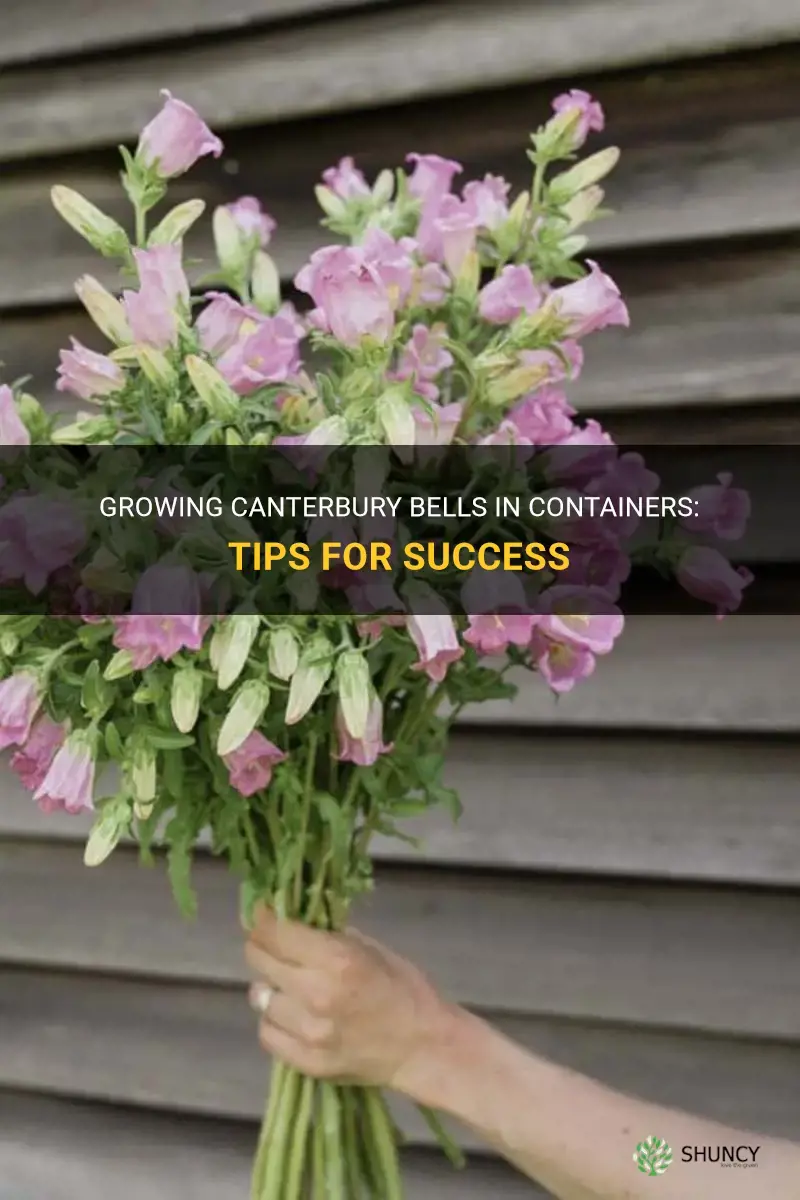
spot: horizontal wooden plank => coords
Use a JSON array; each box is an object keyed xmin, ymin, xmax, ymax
[
  {"xmin": 6, "ymin": 241, "xmax": 800, "ymax": 418},
  {"xmin": 3, "ymin": 965, "xmax": 799, "ymax": 1144},
  {"xmin": 4, "ymin": 725, "xmax": 800, "ymax": 885},
  {"xmin": 0, "ymin": 1091, "xmax": 538, "ymax": 1200},
  {"xmin": 2, "ymin": 47, "xmax": 799, "ymax": 309},
  {"xmin": 0, "ymin": 0, "xmax": 391, "ymax": 67},
  {"xmin": 2, "ymin": 840, "xmax": 800, "ymax": 1039},
  {"xmin": 1, "ymin": 0, "xmax": 800, "ymax": 164}
]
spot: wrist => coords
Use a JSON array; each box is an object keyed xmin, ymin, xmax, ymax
[{"xmin": 391, "ymin": 1000, "xmax": 493, "ymax": 1111}]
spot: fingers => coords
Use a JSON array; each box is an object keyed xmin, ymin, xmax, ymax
[
  {"xmin": 255, "ymin": 1012, "xmax": 334, "ymax": 1079},
  {"xmin": 251, "ymin": 904, "xmax": 342, "ymax": 968},
  {"xmin": 244, "ymin": 938, "xmax": 307, "ymax": 994}
]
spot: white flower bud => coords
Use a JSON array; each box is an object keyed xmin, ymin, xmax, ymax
[
  {"xmin": 185, "ymin": 354, "xmax": 239, "ymax": 421},
  {"xmin": 268, "ymin": 627, "xmax": 299, "ymax": 681},
  {"xmin": 217, "ymin": 679, "xmax": 270, "ymax": 756},
  {"xmin": 171, "ymin": 665, "xmax": 203, "ymax": 733},
  {"xmin": 131, "ymin": 742, "xmax": 157, "ymax": 805},
  {"xmin": 104, "ymin": 650, "xmax": 135, "ymax": 681},
  {"xmin": 304, "ymin": 415, "xmax": 349, "ymax": 446},
  {"xmin": 251, "ymin": 251, "xmax": 281, "ymax": 314},
  {"xmin": 75, "ymin": 275, "xmax": 133, "ymax": 345},
  {"xmin": 51, "ymin": 186, "xmax": 130, "ymax": 257},
  {"xmin": 148, "ymin": 199, "xmax": 207, "ymax": 246},
  {"xmin": 216, "ymin": 615, "xmax": 260, "ymax": 691},
  {"xmin": 549, "ymin": 148, "xmax": 620, "ymax": 204},
  {"xmin": 285, "ymin": 637, "xmax": 333, "ymax": 725},
  {"xmin": 136, "ymin": 345, "xmax": 177, "ymax": 389},
  {"xmin": 335, "ymin": 650, "xmax": 371, "ymax": 739},
  {"xmin": 84, "ymin": 816, "xmax": 123, "ymax": 867},
  {"xmin": 377, "ymin": 387, "xmax": 415, "ymax": 454},
  {"xmin": 561, "ymin": 185, "xmax": 604, "ymax": 232},
  {"xmin": 314, "ymin": 185, "xmax": 348, "ymax": 219},
  {"xmin": 213, "ymin": 205, "xmax": 246, "ymax": 273},
  {"xmin": 371, "ymin": 169, "xmax": 395, "ymax": 207}
]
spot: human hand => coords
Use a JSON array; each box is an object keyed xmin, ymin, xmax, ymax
[{"xmin": 244, "ymin": 906, "xmax": 460, "ymax": 1097}]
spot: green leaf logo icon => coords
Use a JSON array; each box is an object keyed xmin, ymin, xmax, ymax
[{"xmin": 633, "ymin": 1135, "xmax": 673, "ymax": 1176}]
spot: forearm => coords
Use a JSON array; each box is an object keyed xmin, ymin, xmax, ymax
[{"xmin": 396, "ymin": 1005, "xmax": 800, "ymax": 1200}]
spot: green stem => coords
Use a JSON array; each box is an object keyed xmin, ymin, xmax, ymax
[
  {"xmin": 250, "ymin": 1060, "xmax": 288, "ymax": 1200},
  {"xmin": 364, "ymin": 1088, "xmax": 404, "ymax": 1200},
  {"xmin": 320, "ymin": 1082, "xmax": 346, "ymax": 1198},
  {"xmin": 341, "ymin": 1085, "xmax": 364, "ymax": 1199},
  {"xmin": 135, "ymin": 201, "xmax": 147, "ymax": 248},
  {"xmin": 294, "ymin": 732, "xmax": 318, "ymax": 913},
  {"xmin": 284, "ymin": 1074, "xmax": 316, "ymax": 1200},
  {"xmin": 313, "ymin": 1092, "xmax": 327, "ymax": 1198},
  {"xmin": 416, "ymin": 1104, "xmax": 467, "ymax": 1169},
  {"xmin": 260, "ymin": 1066, "xmax": 303, "ymax": 1199}
]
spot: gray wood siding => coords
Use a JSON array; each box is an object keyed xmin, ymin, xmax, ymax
[{"xmin": 0, "ymin": 2, "xmax": 798, "ymax": 1195}]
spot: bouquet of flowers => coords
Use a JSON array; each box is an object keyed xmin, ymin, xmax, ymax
[{"xmin": 0, "ymin": 88, "xmax": 751, "ymax": 1198}]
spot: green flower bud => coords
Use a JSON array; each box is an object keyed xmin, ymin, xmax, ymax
[
  {"xmin": 305, "ymin": 415, "xmax": 349, "ymax": 446},
  {"xmin": 75, "ymin": 275, "xmax": 133, "ymax": 345},
  {"xmin": 136, "ymin": 345, "xmax": 177, "ymax": 389},
  {"xmin": 371, "ymin": 169, "xmax": 395, "ymax": 207},
  {"xmin": 285, "ymin": 636, "xmax": 333, "ymax": 725},
  {"xmin": 216, "ymin": 615, "xmax": 260, "ymax": 691},
  {"xmin": 213, "ymin": 205, "xmax": 246, "ymax": 273},
  {"xmin": 84, "ymin": 814, "xmax": 125, "ymax": 867},
  {"xmin": 335, "ymin": 650, "xmax": 371, "ymax": 739},
  {"xmin": 217, "ymin": 679, "xmax": 271, "ymax": 756},
  {"xmin": 185, "ymin": 354, "xmax": 239, "ymax": 421},
  {"xmin": 377, "ymin": 386, "xmax": 415, "ymax": 451},
  {"xmin": 314, "ymin": 185, "xmax": 347, "ymax": 219},
  {"xmin": 251, "ymin": 251, "xmax": 281, "ymax": 314},
  {"xmin": 268, "ymin": 627, "xmax": 299, "ymax": 681},
  {"xmin": 15, "ymin": 393, "xmax": 50, "ymax": 441},
  {"xmin": 131, "ymin": 742, "xmax": 156, "ymax": 804},
  {"xmin": 51, "ymin": 185, "xmax": 130, "ymax": 258},
  {"xmin": 548, "ymin": 148, "xmax": 620, "ymax": 205},
  {"xmin": 148, "ymin": 199, "xmax": 206, "ymax": 246},
  {"xmin": 171, "ymin": 665, "xmax": 203, "ymax": 733},
  {"xmin": 104, "ymin": 650, "xmax": 136, "ymax": 680}
]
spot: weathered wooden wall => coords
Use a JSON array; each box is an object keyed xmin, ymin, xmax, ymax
[{"xmin": 1, "ymin": 2, "xmax": 800, "ymax": 1197}]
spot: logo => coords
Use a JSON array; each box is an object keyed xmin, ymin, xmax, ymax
[
  {"xmin": 681, "ymin": 1145, "xmax": 760, "ymax": 1167},
  {"xmin": 634, "ymin": 1135, "xmax": 673, "ymax": 1176}
]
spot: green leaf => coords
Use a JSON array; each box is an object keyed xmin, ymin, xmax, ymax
[
  {"xmin": 166, "ymin": 841, "xmax": 197, "ymax": 919},
  {"xmin": 315, "ymin": 791, "xmax": 352, "ymax": 859},
  {"xmin": 104, "ymin": 722, "xmax": 124, "ymax": 760}
]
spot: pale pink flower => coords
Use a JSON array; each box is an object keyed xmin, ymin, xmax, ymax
[
  {"xmin": 216, "ymin": 311, "xmax": 302, "ymax": 393},
  {"xmin": 34, "ymin": 734, "xmax": 95, "ymax": 814},
  {"xmin": 223, "ymin": 730, "xmax": 286, "ymax": 797},
  {"xmin": 434, "ymin": 194, "xmax": 479, "ymax": 277},
  {"xmin": 479, "ymin": 265, "xmax": 543, "ymax": 324},
  {"xmin": 680, "ymin": 472, "xmax": 750, "ymax": 541},
  {"xmin": 0, "ymin": 672, "xmax": 40, "ymax": 751},
  {"xmin": 0, "ymin": 385, "xmax": 30, "ymax": 446},
  {"xmin": 550, "ymin": 260, "xmax": 629, "ymax": 337},
  {"xmin": 476, "ymin": 420, "xmax": 533, "ymax": 449},
  {"xmin": 10, "ymin": 716, "xmax": 66, "ymax": 790},
  {"xmin": 406, "ymin": 153, "xmax": 463, "ymax": 203},
  {"xmin": 134, "ymin": 246, "xmax": 189, "ymax": 310},
  {"xmin": 335, "ymin": 694, "xmax": 393, "ymax": 767},
  {"xmin": 113, "ymin": 564, "xmax": 207, "ymax": 668},
  {"xmin": 465, "ymin": 613, "xmax": 537, "ymax": 655},
  {"xmin": 530, "ymin": 631, "xmax": 596, "ymax": 694},
  {"xmin": 520, "ymin": 341, "xmax": 584, "ymax": 384},
  {"xmin": 360, "ymin": 229, "xmax": 417, "ymax": 307},
  {"xmin": 412, "ymin": 262, "xmax": 450, "ymax": 306},
  {"xmin": 122, "ymin": 285, "xmax": 178, "ymax": 350},
  {"xmin": 507, "ymin": 385, "xmax": 575, "ymax": 444},
  {"xmin": 0, "ymin": 494, "xmax": 86, "ymax": 594},
  {"xmin": 196, "ymin": 293, "xmax": 255, "ymax": 356},
  {"xmin": 407, "ymin": 613, "xmax": 464, "ymax": 681},
  {"xmin": 56, "ymin": 338, "xmax": 125, "ymax": 400},
  {"xmin": 396, "ymin": 324, "xmax": 453, "ymax": 401},
  {"xmin": 462, "ymin": 570, "xmax": 537, "ymax": 654},
  {"xmin": 137, "ymin": 90, "xmax": 223, "ymax": 178},
  {"xmin": 294, "ymin": 245, "xmax": 394, "ymax": 346},
  {"xmin": 463, "ymin": 174, "xmax": 510, "ymax": 230},
  {"xmin": 551, "ymin": 89, "xmax": 605, "ymax": 147},
  {"xmin": 322, "ymin": 157, "xmax": 371, "ymax": 199},
  {"xmin": 356, "ymin": 614, "xmax": 406, "ymax": 640},
  {"xmin": 412, "ymin": 401, "xmax": 463, "ymax": 447},
  {"xmin": 537, "ymin": 584, "xmax": 625, "ymax": 655},
  {"xmin": 677, "ymin": 547, "xmax": 753, "ymax": 616},
  {"xmin": 225, "ymin": 196, "xmax": 276, "ymax": 246}
]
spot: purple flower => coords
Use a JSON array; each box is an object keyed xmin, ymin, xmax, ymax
[
  {"xmin": 223, "ymin": 730, "xmax": 286, "ymax": 797},
  {"xmin": 680, "ymin": 472, "xmax": 750, "ymax": 541},
  {"xmin": 536, "ymin": 584, "xmax": 625, "ymax": 655},
  {"xmin": 551, "ymin": 89, "xmax": 605, "ymax": 148},
  {"xmin": 434, "ymin": 195, "xmax": 479, "ymax": 277},
  {"xmin": 585, "ymin": 451, "xmax": 660, "ymax": 537},
  {"xmin": 479, "ymin": 265, "xmax": 543, "ymax": 324},
  {"xmin": 56, "ymin": 338, "xmax": 125, "ymax": 400},
  {"xmin": 412, "ymin": 401, "xmax": 463, "ymax": 449},
  {"xmin": 550, "ymin": 260, "xmax": 629, "ymax": 338},
  {"xmin": 134, "ymin": 246, "xmax": 190, "ymax": 310},
  {"xmin": 463, "ymin": 174, "xmax": 510, "ymax": 230},
  {"xmin": 34, "ymin": 733, "xmax": 95, "ymax": 815},
  {"xmin": 507, "ymin": 386, "xmax": 575, "ymax": 445},
  {"xmin": 0, "ymin": 672, "xmax": 40, "ymax": 751},
  {"xmin": 406, "ymin": 153, "xmax": 463, "ymax": 203},
  {"xmin": 225, "ymin": 196, "xmax": 276, "ymax": 247},
  {"xmin": 294, "ymin": 246, "xmax": 394, "ymax": 346},
  {"xmin": 0, "ymin": 494, "xmax": 87, "ymax": 594},
  {"xmin": 360, "ymin": 229, "xmax": 417, "ymax": 307},
  {"xmin": 411, "ymin": 262, "xmax": 451, "ymax": 306},
  {"xmin": 677, "ymin": 547, "xmax": 753, "ymax": 617},
  {"xmin": 395, "ymin": 324, "xmax": 453, "ymax": 402},
  {"xmin": 0, "ymin": 385, "xmax": 30, "ymax": 446},
  {"xmin": 322, "ymin": 157, "xmax": 371, "ymax": 199},
  {"xmin": 519, "ymin": 341, "xmax": 584, "ymax": 384},
  {"xmin": 407, "ymin": 614, "xmax": 464, "ymax": 682},
  {"xmin": 112, "ymin": 564, "xmax": 208, "ymax": 669},
  {"xmin": 196, "ymin": 292, "xmax": 255, "ymax": 356},
  {"xmin": 10, "ymin": 715, "xmax": 66, "ymax": 790},
  {"xmin": 530, "ymin": 630, "xmax": 597, "ymax": 694},
  {"xmin": 216, "ymin": 311, "xmax": 302, "ymax": 394},
  {"xmin": 335, "ymin": 694, "xmax": 393, "ymax": 766},
  {"xmin": 137, "ymin": 90, "xmax": 223, "ymax": 178}
]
